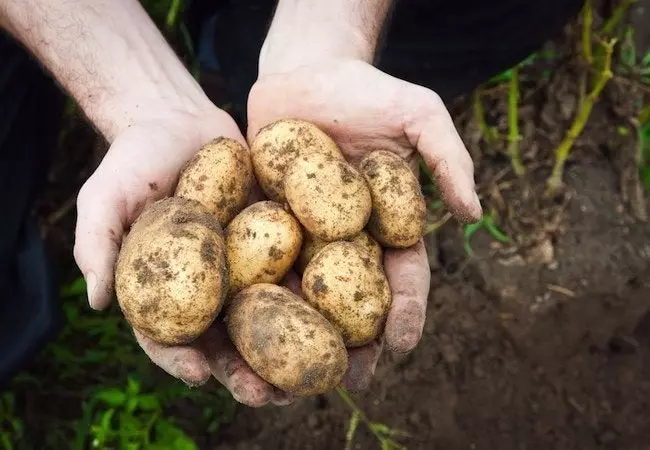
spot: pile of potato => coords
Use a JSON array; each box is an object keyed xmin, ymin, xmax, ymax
[{"xmin": 114, "ymin": 119, "xmax": 426, "ymax": 397}]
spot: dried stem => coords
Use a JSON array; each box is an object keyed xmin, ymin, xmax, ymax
[
  {"xmin": 546, "ymin": 39, "xmax": 617, "ymax": 194},
  {"xmin": 507, "ymin": 66, "xmax": 525, "ymax": 176}
]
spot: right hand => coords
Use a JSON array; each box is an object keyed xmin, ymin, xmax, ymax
[{"xmin": 74, "ymin": 104, "xmax": 289, "ymax": 406}]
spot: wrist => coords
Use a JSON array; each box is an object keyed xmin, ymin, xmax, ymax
[{"xmin": 258, "ymin": 0, "xmax": 390, "ymax": 76}]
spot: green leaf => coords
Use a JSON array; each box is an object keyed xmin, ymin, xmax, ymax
[
  {"xmin": 60, "ymin": 276, "xmax": 87, "ymax": 298},
  {"xmin": 641, "ymin": 166, "xmax": 650, "ymax": 190},
  {"xmin": 642, "ymin": 50, "xmax": 650, "ymax": 67},
  {"xmin": 136, "ymin": 395, "xmax": 160, "ymax": 411},
  {"xmin": 483, "ymin": 219, "xmax": 511, "ymax": 243},
  {"xmin": 94, "ymin": 389, "xmax": 126, "ymax": 407},
  {"xmin": 463, "ymin": 221, "xmax": 484, "ymax": 256}
]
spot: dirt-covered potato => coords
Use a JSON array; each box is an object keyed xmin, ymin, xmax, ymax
[
  {"xmin": 227, "ymin": 283, "xmax": 348, "ymax": 397},
  {"xmin": 250, "ymin": 119, "xmax": 344, "ymax": 202},
  {"xmin": 175, "ymin": 137, "xmax": 252, "ymax": 227},
  {"xmin": 226, "ymin": 201, "xmax": 302, "ymax": 294},
  {"xmin": 295, "ymin": 230, "xmax": 383, "ymax": 274},
  {"xmin": 359, "ymin": 150, "xmax": 427, "ymax": 248},
  {"xmin": 115, "ymin": 197, "xmax": 228, "ymax": 345},
  {"xmin": 302, "ymin": 242, "xmax": 391, "ymax": 347},
  {"xmin": 285, "ymin": 153, "xmax": 371, "ymax": 241}
]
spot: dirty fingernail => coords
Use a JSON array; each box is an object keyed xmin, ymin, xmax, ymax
[{"xmin": 86, "ymin": 272, "xmax": 97, "ymax": 308}]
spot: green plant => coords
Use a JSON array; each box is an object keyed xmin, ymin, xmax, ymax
[
  {"xmin": 0, "ymin": 393, "xmax": 23, "ymax": 450},
  {"xmin": 638, "ymin": 108, "xmax": 650, "ymax": 190},
  {"xmin": 618, "ymin": 26, "xmax": 650, "ymax": 83},
  {"xmin": 463, "ymin": 212, "xmax": 511, "ymax": 256},
  {"xmin": 337, "ymin": 388, "xmax": 409, "ymax": 450}
]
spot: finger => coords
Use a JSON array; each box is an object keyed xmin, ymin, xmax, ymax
[
  {"xmin": 198, "ymin": 324, "xmax": 277, "ymax": 408},
  {"xmin": 383, "ymin": 239, "xmax": 430, "ymax": 353},
  {"xmin": 134, "ymin": 329, "xmax": 211, "ymax": 387},
  {"xmin": 342, "ymin": 339, "xmax": 383, "ymax": 392},
  {"xmin": 404, "ymin": 93, "xmax": 482, "ymax": 223},
  {"xmin": 73, "ymin": 176, "xmax": 124, "ymax": 310}
]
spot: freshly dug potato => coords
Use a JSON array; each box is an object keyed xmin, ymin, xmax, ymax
[
  {"xmin": 227, "ymin": 283, "xmax": 348, "ymax": 397},
  {"xmin": 285, "ymin": 153, "xmax": 371, "ymax": 241},
  {"xmin": 175, "ymin": 137, "xmax": 252, "ymax": 227},
  {"xmin": 295, "ymin": 229, "xmax": 382, "ymax": 274},
  {"xmin": 250, "ymin": 119, "xmax": 344, "ymax": 202},
  {"xmin": 115, "ymin": 197, "xmax": 228, "ymax": 345},
  {"xmin": 302, "ymin": 242, "xmax": 391, "ymax": 347},
  {"xmin": 349, "ymin": 231, "xmax": 383, "ymax": 266},
  {"xmin": 226, "ymin": 201, "xmax": 302, "ymax": 294},
  {"xmin": 359, "ymin": 150, "xmax": 427, "ymax": 248}
]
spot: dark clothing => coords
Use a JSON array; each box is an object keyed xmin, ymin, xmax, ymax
[{"xmin": 0, "ymin": 0, "xmax": 582, "ymax": 384}]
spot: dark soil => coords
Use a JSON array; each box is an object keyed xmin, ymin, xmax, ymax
[{"xmin": 28, "ymin": 5, "xmax": 650, "ymax": 450}]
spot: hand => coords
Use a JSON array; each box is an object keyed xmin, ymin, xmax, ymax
[
  {"xmin": 247, "ymin": 59, "xmax": 482, "ymax": 390},
  {"xmin": 73, "ymin": 106, "xmax": 290, "ymax": 406}
]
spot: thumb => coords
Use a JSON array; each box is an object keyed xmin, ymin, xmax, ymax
[
  {"xmin": 404, "ymin": 89, "xmax": 482, "ymax": 223},
  {"xmin": 73, "ymin": 176, "xmax": 124, "ymax": 310}
]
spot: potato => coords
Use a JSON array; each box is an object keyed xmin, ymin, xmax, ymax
[
  {"xmin": 250, "ymin": 119, "xmax": 344, "ymax": 202},
  {"xmin": 302, "ymin": 242, "xmax": 391, "ymax": 347},
  {"xmin": 226, "ymin": 201, "xmax": 302, "ymax": 294},
  {"xmin": 115, "ymin": 197, "xmax": 228, "ymax": 345},
  {"xmin": 175, "ymin": 137, "xmax": 252, "ymax": 227},
  {"xmin": 285, "ymin": 153, "xmax": 371, "ymax": 241},
  {"xmin": 227, "ymin": 284, "xmax": 348, "ymax": 397},
  {"xmin": 349, "ymin": 231, "xmax": 383, "ymax": 266},
  {"xmin": 295, "ymin": 229, "xmax": 382, "ymax": 274},
  {"xmin": 359, "ymin": 150, "xmax": 427, "ymax": 248}
]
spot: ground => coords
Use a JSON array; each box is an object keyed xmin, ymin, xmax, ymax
[{"xmin": 10, "ymin": 2, "xmax": 650, "ymax": 449}]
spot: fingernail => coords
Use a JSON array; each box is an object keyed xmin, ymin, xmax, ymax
[{"xmin": 86, "ymin": 272, "xmax": 97, "ymax": 308}]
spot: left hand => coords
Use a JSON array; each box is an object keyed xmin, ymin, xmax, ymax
[{"xmin": 247, "ymin": 59, "xmax": 482, "ymax": 391}]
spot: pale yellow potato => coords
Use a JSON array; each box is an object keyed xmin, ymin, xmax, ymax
[
  {"xmin": 175, "ymin": 137, "xmax": 252, "ymax": 227},
  {"xmin": 359, "ymin": 150, "xmax": 427, "ymax": 248},
  {"xmin": 115, "ymin": 197, "xmax": 228, "ymax": 345},
  {"xmin": 302, "ymin": 242, "xmax": 391, "ymax": 347},
  {"xmin": 285, "ymin": 153, "xmax": 371, "ymax": 241},
  {"xmin": 250, "ymin": 119, "xmax": 344, "ymax": 202},
  {"xmin": 227, "ymin": 284, "xmax": 348, "ymax": 397},
  {"xmin": 295, "ymin": 229, "xmax": 382, "ymax": 274},
  {"xmin": 225, "ymin": 201, "xmax": 302, "ymax": 294},
  {"xmin": 349, "ymin": 231, "xmax": 383, "ymax": 266}
]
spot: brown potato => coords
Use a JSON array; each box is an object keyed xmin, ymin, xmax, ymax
[
  {"xmin": 250, "ymin": 119, "xmax": 344, "ymax": 202},
  {"xmin": 227, "ymin": 283, "xmax": 348, "ymax": 397},
  {"xmin": 225, "ymin": 201, "xmax": 302, "ymax": 294},
  {"xmin": 285, "ymin": 153, "xmax": 371, "ymax": 241},
  {"xmin": 175, "ymin": 137, "xmax": 252, "ymax": 227},
  {"xmin": 359, "ymin": 150, "xmax": 427, "ymax": 248},
  {"xmin": 295, "ymin": 229, "xmax": 382, "ymax": 274},
  {"xmin": 115, "ymin": 197, "xmax": 228, "ymax": 345},
  {"xmin": 302, "ymin": 242, "xmax": 391, "ymax": 347}
]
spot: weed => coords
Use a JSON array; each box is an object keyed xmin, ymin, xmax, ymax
[
  {"xmin": 463, "ymin": 211, "xmax": 510, "ymax": 256},
  {"xmin": 337, "ymin": 388, "xmax": 409, "ymax": 450}
]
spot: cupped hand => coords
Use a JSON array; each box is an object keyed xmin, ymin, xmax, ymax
[
  {"xmin": 73, "ymin": 106, "xmax": 289, "ymax": 406},
  {"xmin": 247, "ymin": 59, "xmax": 482, "ymax": 390}
]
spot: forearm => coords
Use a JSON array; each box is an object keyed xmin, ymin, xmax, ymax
[
  {"xmin": 259, "ymin": 0, "xmax": 393, "ymax": 75},
  {"xmin": 0, "ymin": 0, "xmax": 212, "ymax": 141}
]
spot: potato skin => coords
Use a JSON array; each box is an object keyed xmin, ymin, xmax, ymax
[
  {"xmin": 296, "ymin": 230, "xmax": 382, "ymax": 274},
  {"xmin": 250, "ymin": 119, "xmax": 343, "ymax": 202},
  {"xmin": 359, "ymin": 150, "xmax": 427, "ymax": 248},
  {"xmin": 285, "ymin": 153, "xmax": 371, "ymax": 241},
  {"xmin": 227, "ymin": 284, "xmax": 348, "ymax": 397},
  {"xmin": 225, "ymin": 201, "xmax": 302, "ymax": 294},
  {"xmin": 175, "ymin": 137, "xmax": 252, "ymax": 227},
  {"xmin": 115, "ymin": 197, "xmax": 228, "ymax": 345},
  {"xmin": 302, "ymin": 242, "xmax": 391, "ymax": 347}
]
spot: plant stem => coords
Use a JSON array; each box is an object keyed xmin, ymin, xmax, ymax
[
  {"xmin": 165, "ymin": 0, "xmax": 183, "ymax": 31},
  {"xmin": 507, "ymin": 66, "xmax": 525, "ymax": 176},
  {"xmin": 582, "ymin": 0, "xmax": 593, "ymax": 64},
  {"xmin": 547, "ymin": 39, "xmax": 617, "ymax": 193},
  {"xmin": 639, "ymin": 104, "xmax": 650, "ymax": 125},
  {"xmin": 473, "ymin": 88, "xmax": 496, "ymax": 143},
  {"xmin": 601, "ymin": 0, "xmax": 637, "ymax": 36}
]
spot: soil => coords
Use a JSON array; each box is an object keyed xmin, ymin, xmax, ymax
[{"xmin": 29, "ymin": 5, "xmax": 650, "ymax": 450}]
